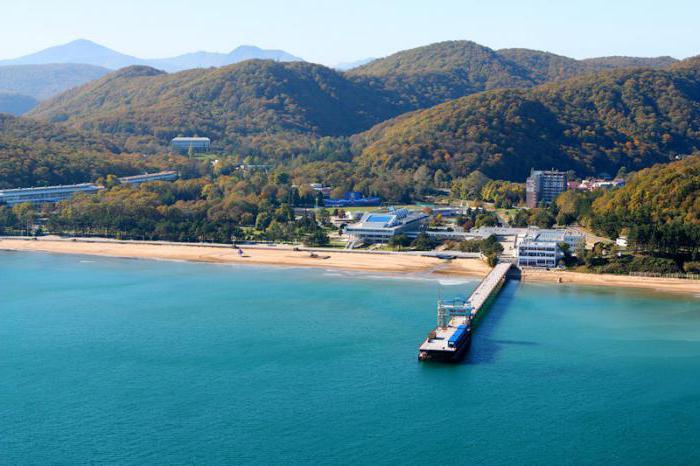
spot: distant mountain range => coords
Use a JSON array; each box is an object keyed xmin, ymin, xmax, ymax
[
  {"xmin": 0, "ymin": 63, "xmax": 109, "ymax": 100},
  {"xmin": 28, "ymin": 39, "xmax": 699, "ymax": 182},
  {"xmin": 0, "ymin": 39, "xmax": 304, "ymax": 114},
  {"xmin": 0, "ymin": 92, "xmax": 38, "ymax": 116},
  {"xmin": 3, "ymin": 37, "xmax": 699, "ymax": 194},
  {"xmin": 335, "ymin": 58, "xmax": 376, "ymax": 71},
  {"xmin": 0, "ymin": 39, "xmax": 304, "ymax": 72},
  {"xmin": 0, "ymin": 63, "xmax": 110, "ymax": 115}
]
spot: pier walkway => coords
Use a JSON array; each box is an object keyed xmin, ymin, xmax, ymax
[
  {"xmin": 418, "ymin": 262, "xmax": 514, "ymax": 360},
  {"xmin": 467, "ymin": 262, "xmax": 513, "ymax": 319}
]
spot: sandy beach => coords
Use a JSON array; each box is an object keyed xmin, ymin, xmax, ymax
[
  {"xmin": 0, "ymin": 237, "xmax": 490, "ymax": 276},
  {"xmin": 2, "ymin": 237, "xmax": 699, "ymax": 296}
]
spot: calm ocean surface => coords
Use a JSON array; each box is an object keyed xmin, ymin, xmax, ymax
[{"xmin": 1, "ymin": 251, "xmax": 699, "ymax": 465}]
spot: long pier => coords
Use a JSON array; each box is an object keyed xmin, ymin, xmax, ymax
[
  {"xmin": 418, "ymin": 262, "xmax": 515, "ymax": 362},
  {"xmin": 466, "ymin": 262, "xmax": 513, "ymax": 321}
]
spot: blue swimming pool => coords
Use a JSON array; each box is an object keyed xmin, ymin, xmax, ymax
[{"xmin": 366, "ymin": 214, "xmax": 393, "ymax": 223}]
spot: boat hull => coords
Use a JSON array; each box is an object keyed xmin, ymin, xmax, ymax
[{"xmin": 418, "ymin": 333, "xmax": 472, "ymax": 362}]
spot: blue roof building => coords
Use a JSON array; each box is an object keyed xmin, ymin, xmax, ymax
[
  {"xmin": 344, "ymin": 208, "xmax": 428, "ymax": 243},
  {"xmin": 324, "ymin": 192, "xmax": 381, "ymax": 208}
]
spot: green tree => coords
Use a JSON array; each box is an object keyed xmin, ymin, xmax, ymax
[
  {"xmin": 475, "ymin": 213, "xmax": 498, "ymax": 228},
  {"xmin": 451, "ymin": 171, "xmax": 490, "ymax": 200},
  {"xmin": 0, "ymin": 204, "xmax": 18, "ymax": 233},
  {"xmin": 388, "ymin": 234, "xmax": 412, "ymax": 250},
  {"xmin": 255, "ymin": 212, "xmax": 272, "ymax": 230},
  {"xmin": 530, "ymin": 208, "xmax": 555, "ymax": 228},
  {"xmin": 304, "ymin": 229, "xmax": 330, "ymax": 247},
  {"xmin": 411, "ymin": 233, "xmax": 438, "ymax": 251},
  {"xmin": 511, "ymin": 209, "xmax": 530, "ymax": 227},
  {"xmin": 12, "ymin": 202, "xmax": 36, "ymax": 235},
  {"xmin": 104, "ymin": 174, "xmax": 122, "ymax": 188},
  {"xmin": 274, "ymin": 172, "xmax": 290, "ymax": 185}
]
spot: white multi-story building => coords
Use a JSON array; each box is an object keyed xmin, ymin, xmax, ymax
[
  {"xmin": 517, "ymin": 241, "xmax": 560, "ymax": 267},
  {"xmin": 526, "ymin": 169, "xmax": 568, "ymax": 208},
  {"xmin": 515, "ymin": 228, "xmax": 585, "ymax": 268},
  {"xmin": 468, "ymin": 226, "xmax": 585, "ymax": 268}
]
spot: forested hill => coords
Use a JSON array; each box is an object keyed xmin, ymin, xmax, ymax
[
  {"xmin": 592, "ymin": 155, "xmax": 700, "ymax": 227},
  {"xmin": 28, "ymin": 41, "xmax": 684, "ymax": 158},
  {"xmin": 29, "ymin": 61, "xmax": 403, "ymax": 155},
  {"xmin": 354, "ymin": 64, "xmax": 700, "ymax": 181},
  {"xmin": 0, "ymin": 115, "xmax": 183, "ymax": 188},
  {"xmin": 347, "ymin": 41, "xmax": 678, "ymax": 109},
  {"xmin": 580, "ymin": 56, "xmax": 678, "ymax": 70},
  {"xmin": 498, "ymin": 49, "xmax": 676, "ymax": 83},
  {"xmin": 670, "ymin": 55, "xmax": 700, "ymax": 70},
  {"xmin": 347, "ymin": 41, "xmax": 534, "ymax": 109}
]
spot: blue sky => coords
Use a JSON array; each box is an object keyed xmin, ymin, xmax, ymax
[{"xmin": 3, "ymin": 0, "xmax": 699, "ymax": 65}]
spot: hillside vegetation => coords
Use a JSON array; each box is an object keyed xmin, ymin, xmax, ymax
[
  {"xmin": 28, "ymin": 40, "xmax": 686, "ymax": 160},
  {"xmin": 347, "ymin": 41, "xmax": 535, "ymax": 109},
  {"xmin": 29, "ymin": 61, "xmax": 402, "ymax": 156},
  {"xmin": 348, "ymin": 41, "xmax": 677, "ymax": 109},
  {"xmin": 0, "ymin": 115, "xmax": 187, "ymax": 188},
  {"xmin": 355, "ymin": 65, "xmax": 700, "ymax": 181},
  {"xmin": 592, "ymin": 155, "xmax": 700, "ymax": 227},
  {"xmin": 568, "ymin": 156, "xmax": 700, "ymax": 273}
]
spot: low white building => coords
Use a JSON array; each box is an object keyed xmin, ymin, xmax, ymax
[
  {"xmin": 0, "ymin": 183, "xmax": 101, "ymax": 206},
  {"xmin": 616, "ymin": 236, "xmax": 628, "ymax": 248},
  {"xmin": 171, "ymin": 137, "xmax": 210, "ymax": 153},
  {"xmin": 119, "ymin": 171, "xmax": 178, "ymax": 185},
  {"xmin": 331, "ymin": 211, "xmax": 363, "ymax": 227},
  {"xmin": 309, "ymin": 183, "xmax": 332, "ymax": 198}
]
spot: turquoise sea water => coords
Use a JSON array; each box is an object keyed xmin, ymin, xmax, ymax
[{"xmin": 1, "ymin": 251, "xmax": 699, "ymax": 465}]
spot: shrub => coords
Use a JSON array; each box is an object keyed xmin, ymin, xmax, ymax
[{"xmin": 683, "ymin": 261, "xmax": 700, "ymax": 274}]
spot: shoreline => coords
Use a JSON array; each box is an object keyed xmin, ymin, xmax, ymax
[
  {"xmin": 2, "ymin": 237, "xmax": 699, "ymax": 296},
  {"xmin": 0, "ymin": 237, "xmax": 491, "ymax": 277}
]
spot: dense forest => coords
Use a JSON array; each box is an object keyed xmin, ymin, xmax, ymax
[
  {"xmin": 0, "ymin": 168, "xmax": 331, "ymax": 246},
  {"xmin": 0, "ymin": 115, "xmax": 194, "ymax": 188},
  {"xmin": 355, "ymin": 65, "xmax": 700, "ymax": 181},
  {"xmin": 6, "ymin": 60, "xmax": 700, "ymax": 199},
  {"xmin": 590, "ymin": 155, "xmax": 700, "ymax": 246},
  {"xmin": 348, "ymin": 41, "xmax": 676, "ymax": 108},
  {"xmin": 29, "ymin": 62, "xmax": 403, "ymax": 155},
  {"xmin": 347, "ymin": 41, "xmax": 535, "ymax": 109},
  {"xmin": 27, "ymin": 40, "xmax": 690, "ymax": 170}
]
